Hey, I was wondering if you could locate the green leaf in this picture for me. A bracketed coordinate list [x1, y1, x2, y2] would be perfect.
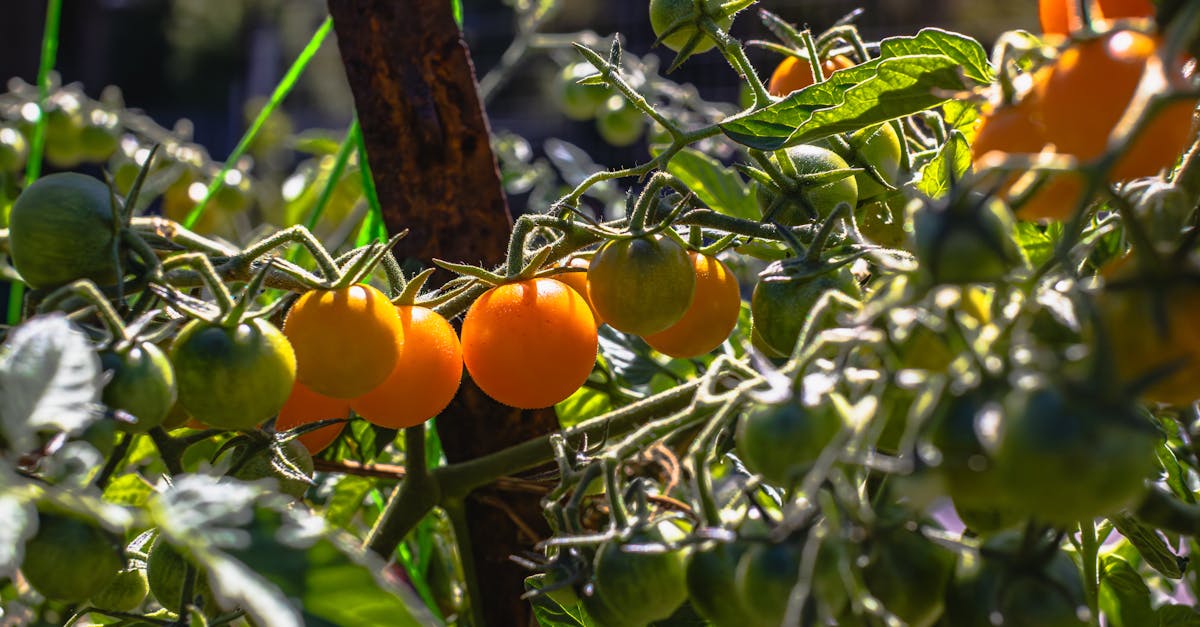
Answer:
[0, 483, 36, 579]
[1015, 221, 1060, 269]
[556, 386, 613, 429]
[102, 473, 156, 508]
[664, 148, 758, 220]
[915, 130, 970, 199]
[1110, 513, 1185, 579]
[1157, 442, 1195, 503]
[325, 475, 375, 529]
[720, 29, 991, 150]
[527, 573, 593, 627]
[1099, 555, 1155, 627]
[0, 314, 102, 452]
[942, 100, 981, 139]
[1159, 604, 1200, 626]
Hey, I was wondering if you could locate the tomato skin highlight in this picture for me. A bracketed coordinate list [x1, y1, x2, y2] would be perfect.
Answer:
[275, 381, 349, 455]
[283, 283, 402, 399]
[461, 278, 597, 409]
[8, 172, 124, 288]
[643, 253, 741, 358]
[351, 305, 463, 429]
[170, 318, 296, 430]
[588, 235, 696, 336]
[100, 342, 177, 434]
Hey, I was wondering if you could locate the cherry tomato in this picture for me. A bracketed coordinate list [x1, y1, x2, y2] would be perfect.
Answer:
[146, 538, 216, 613]
[758, 145, 859, 226]
[100, 342, 177, 434]
[736, 399, 843, 486]
[229, 439, 315, 499]
[588, 235, 696, 336]
[585, 523, 688, 626]
[910, 193, 1026, 284]
[275, 381, 349, 455]
[596, 95, 645, 147]
[555, 257, 604, 326]
[170, 318, 296, 430]
[90, 567, 149, 612]
[558, 62, 611, 121]
[8, 172, 124, 288]
[750, 262, 862, 357]
[283, 283, 402, 399]
[945, 536, 1088, 627]
[351, 305, 463, 429]
[767, 54, 855, 97]
[830, 123, 903, 201]
[461, 278, 597, 409]
[686, 541, 752, 627]
[22, 511, 123, 602]
[860, 526, 955, 627]
[648, 0, 732, 54]
[643, 253, 741, 358]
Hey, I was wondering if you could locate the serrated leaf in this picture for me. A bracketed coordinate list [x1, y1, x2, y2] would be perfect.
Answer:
[1110, 513, 1185, 579]
[665, 148, 758, 220]
[720, 30, 991, 150]
[0, 314, 103, 451]
[916, 130, 971, 198]
[1100, 555, 1155, 627]
[102, 473, 156, 508]
[1159, 604, 1200, 626]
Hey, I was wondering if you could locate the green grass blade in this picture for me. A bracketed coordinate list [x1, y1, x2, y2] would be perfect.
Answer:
[451, 0, 464, 27]
[7, 0, 63, 325]
[183, 15, 334, 230]
[353, 123, 386, 247]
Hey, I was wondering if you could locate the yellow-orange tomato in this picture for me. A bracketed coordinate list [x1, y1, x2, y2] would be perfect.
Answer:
[1039, 30, 1197, 182]
[767, 55, 855, 97]
[1039, 0, 1153, 37]
[351, 306, 463, 429]
[283, 283, 402, 399]
[555, 257, 604, 326]
[461, 278, 598, 409]
[1097, 0, 1155, 20]
[643, 253, 741, 358]
[275, 381, 349, 455]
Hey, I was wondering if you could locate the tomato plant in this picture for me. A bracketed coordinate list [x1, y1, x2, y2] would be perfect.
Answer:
[587, 234, 695, 336]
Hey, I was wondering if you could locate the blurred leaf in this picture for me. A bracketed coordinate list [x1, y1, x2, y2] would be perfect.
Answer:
[1159, 604, 1200, 626]
[0, 481, 36, 579]
[1100, 555, 1155, 627]
[1015, 221, 1060, 269]
[1157, 443, 1195, 503]
[598, 326, 659, 387]
[915, 130, 970, 199]
[557, 385, 613, 429]
[0, 314, 102, 451]
[1110, 514, 1185, 579]
[325, 475, 374, 530]
[665, 148, 757, 220]
[721, 30, 991, 150]
[102, 473, 156, 508]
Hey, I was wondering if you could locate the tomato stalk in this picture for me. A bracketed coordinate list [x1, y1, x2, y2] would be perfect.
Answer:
[699, 17, 771, 109]
[1079, 520, 1101, 627]
[572, 42, 683, 141]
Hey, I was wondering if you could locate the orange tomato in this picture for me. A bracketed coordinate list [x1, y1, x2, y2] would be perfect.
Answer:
[1097, 0, 1155, 20]
[351, 306, 463, 429]
[555, 257, 604, 326]
[283, 283, 402, 399]
[461, 278, 598, 409]
[767, 55, 855, 97]
[275, 381, 349, 455]
[1039, 0, 1083, 37]
[643, 253, 741, 358]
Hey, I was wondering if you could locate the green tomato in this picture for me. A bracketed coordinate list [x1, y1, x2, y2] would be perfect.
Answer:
[90, 568, 150, 612]
[945, 538, 1087, 627]
[22, 511, 123, 602]
[910, 193, 1026, 284]
[596, 96, 645, 147]
[558, 63, 610, 121]
[860, 527, 955, 627]
[855, 194, 909, 249]
[0, 126, 28, 172]
[686, 541, 751, 627]
[648, 0, 732, 54]
[750, 262, 861, 357]
[585, 523, 689, 627]
[757, 145, 859, 226]
[992, 385, 1159, 525]
[229, 439, 315, 499]
[830, 123, 903, 201]
[146, 538, 216, 613]
[8, 172, 125, 288]
[736, 400, 843, 486]
[100, 342, 177, 433]
[587, 234, 696, 336]
[80, 118, 122, 163]
[169, 318, 296, 430]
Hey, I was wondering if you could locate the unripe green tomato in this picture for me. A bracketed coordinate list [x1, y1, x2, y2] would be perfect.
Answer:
[910, 193, 1026, 284]
[734, 541, 804, 627]
[585, 523, 689, 627]
[596, 96, 645, 147]
[757, 145, 859, 226]
[736, 400, 843, 486]
[169, 318, 297, 431]
[750, 263, 861, 357]
[145, 538, 216, 613]
[855, 194, 909, 249]
[100, 342, 177, 433]
[79, 418, 119, 458]
[8, 172, 125, 288]
[648, 0, 732, 54]
[90, 567, 150, 612]
[945, 539, 1087, 627]
[829, 123, 903, 201]
[42, 106, 85, 169]
[860, 527, 955, 627]
[0, 126, 28, 172]
[22, 511, 123, 602]
[587, 234, 696, 336]
[686, 541, 750, 627]
[80, 114, 122, 163]
[229, 439, 315, 499]
[558, 63, 610, 121]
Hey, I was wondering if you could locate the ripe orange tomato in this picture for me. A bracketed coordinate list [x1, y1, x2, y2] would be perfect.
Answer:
[1039, 0, 1082, 37]
[555, 256, 604, 326]
[283, 283, 402, 399]
[275, 381, 349, 455]
[461, 278, 598, 409]
[351, 306, 463, 429]
[643, 253, 741, 358]
[767, 54, 855, 97]
[1039, 30, 1197, 182]
[1097, 0, 1155, 20]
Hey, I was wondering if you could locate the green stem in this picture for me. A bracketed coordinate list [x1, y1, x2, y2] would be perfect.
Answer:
[92, 432, 132, 491]
[704, 18, 771, 108]
[444, 498, 486, 627]
[1080, 520, 1101, 627]
[363, 425, 440, 557]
